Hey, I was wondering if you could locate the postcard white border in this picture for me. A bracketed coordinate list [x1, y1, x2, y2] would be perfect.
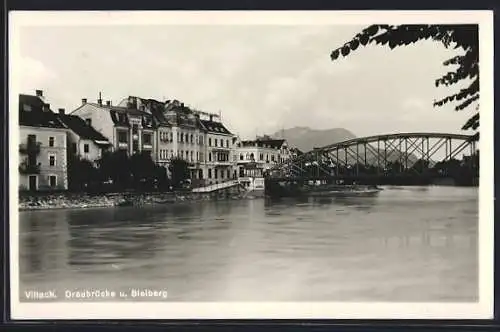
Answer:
[9, 10, 494, 320]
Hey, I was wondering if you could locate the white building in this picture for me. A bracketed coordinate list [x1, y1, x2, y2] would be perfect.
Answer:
[235, 135, 292, 179]
[18, 91, 69, 191]
[70, 96, 156, 158]
[55, 108, 112, 165]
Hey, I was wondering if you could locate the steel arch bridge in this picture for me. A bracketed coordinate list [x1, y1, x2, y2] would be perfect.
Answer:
[269, 132, 479, 179]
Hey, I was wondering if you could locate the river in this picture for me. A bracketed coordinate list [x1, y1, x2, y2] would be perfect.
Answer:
[18, 186, 478, 302]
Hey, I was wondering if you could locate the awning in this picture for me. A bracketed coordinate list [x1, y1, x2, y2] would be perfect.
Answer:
[94, 140, 112, 146]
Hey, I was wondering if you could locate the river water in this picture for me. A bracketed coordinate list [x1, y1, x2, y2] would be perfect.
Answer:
[18, 186, 478, 302]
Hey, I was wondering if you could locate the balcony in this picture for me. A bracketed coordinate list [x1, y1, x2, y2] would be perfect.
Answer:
[19, 142, 41, 155]
[211, 146, 231, 152]
[19, 161, 41, 174]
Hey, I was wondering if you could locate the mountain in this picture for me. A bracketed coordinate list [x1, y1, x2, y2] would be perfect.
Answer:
[272, 126, 356, 152]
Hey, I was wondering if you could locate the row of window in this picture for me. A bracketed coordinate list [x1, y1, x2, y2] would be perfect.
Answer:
[71, 143, 90, 154]
[157, 149, 233, 164]
[158, 149, 205, 163]
[206, 168, 232, 180]
[117, 131, 153, 145]
[208, 137, 230, 148]
[27, 135, 57, 148]
[145, 131, 233, 149]
[26, 175, 58, 188]
[239, 153, 285, 163]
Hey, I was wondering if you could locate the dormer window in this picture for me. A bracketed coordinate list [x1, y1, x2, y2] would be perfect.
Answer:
[23, 104, 32, 112]
[85, 119, 92, 126]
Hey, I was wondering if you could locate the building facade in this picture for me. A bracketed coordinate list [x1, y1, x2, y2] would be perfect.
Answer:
[198, 117, 236, 185]
[70, 97, 156, 158]
[121, 96, 237, 186]
[56, 108, 112, 165]
[235, 135, 292, 180]
[18, 91, 68, 191]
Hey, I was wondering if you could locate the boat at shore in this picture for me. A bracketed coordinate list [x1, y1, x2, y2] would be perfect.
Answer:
[303, 184, 382, 198]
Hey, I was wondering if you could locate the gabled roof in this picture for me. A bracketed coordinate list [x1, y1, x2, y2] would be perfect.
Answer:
[56, 113, 111, 144]
[199, 120, 232, 135]
[256, 138, 286, 149]
[240, 138, 286, 149]
[19, 94, 67, 129]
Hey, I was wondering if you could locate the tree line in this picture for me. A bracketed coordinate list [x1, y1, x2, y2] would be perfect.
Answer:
[67, 150, 191, 192]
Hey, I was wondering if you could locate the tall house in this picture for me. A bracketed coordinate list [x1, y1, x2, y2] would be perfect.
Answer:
[70, 97, 156, 158]
[121, 97, 237, 186]
[55, 108, 112, 164]
[18, 91, 68, 191]
[235, 135, 292, 179]
[119, 97, 205, 178]
[199, 115, 236, 185]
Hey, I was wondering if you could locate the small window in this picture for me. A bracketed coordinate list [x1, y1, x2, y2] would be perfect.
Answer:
[209, 153, 212, 162]
[208, 169, 212, 179]
[132, 124, 139, 135]
[226, 140, 229, 148]
[208, 138, 212, 147]
[85, 119, 92, 126]
[49, 175, 57, 187]
[49, 155, 56, 166]
[214, 139, 217, 147]
[84, 144, 89, 153]
[143, 133, 152, 145]
[49, 137, 55, 147]
[118, 131, 128, 143]
[240, 154, 243, 161]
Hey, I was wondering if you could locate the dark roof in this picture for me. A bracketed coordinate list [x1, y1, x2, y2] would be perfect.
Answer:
[19, 94, 67, 129]
[240, 139, 285, 149]
[199, 120, 232, 135]
[109, 109, 130, 127]
[56, 114, 111, 143]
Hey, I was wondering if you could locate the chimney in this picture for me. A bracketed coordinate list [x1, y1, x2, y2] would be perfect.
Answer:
[97, 92, 102, 105]
[106, 100, 111, 106]
[58, 108, 65, 115]
[209, 115, 213, 122]
[35, 90, 43, 98]
[82, 98, 87, 105]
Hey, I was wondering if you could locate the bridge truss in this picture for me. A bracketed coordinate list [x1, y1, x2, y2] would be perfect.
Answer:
[270, 132, 479, 178]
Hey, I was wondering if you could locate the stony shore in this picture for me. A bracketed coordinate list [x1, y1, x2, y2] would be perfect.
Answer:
[18, 190, 247, 211]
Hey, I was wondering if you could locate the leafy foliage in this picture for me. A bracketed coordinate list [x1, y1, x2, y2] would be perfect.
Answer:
[67, 155, 98, 190]
[168, 157, 191, 189]
[330, 25, 479, 130]
[97, 150, 131, 188]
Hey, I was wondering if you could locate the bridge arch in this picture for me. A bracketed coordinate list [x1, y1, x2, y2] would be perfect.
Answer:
[270, 132, 478, 179]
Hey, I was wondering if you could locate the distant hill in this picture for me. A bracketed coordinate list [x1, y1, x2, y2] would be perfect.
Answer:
[272, 126, 356, 152]
[272, 126, 421, 167]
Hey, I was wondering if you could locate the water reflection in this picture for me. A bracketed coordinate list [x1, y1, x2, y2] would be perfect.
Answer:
[19, 186, 478, 302]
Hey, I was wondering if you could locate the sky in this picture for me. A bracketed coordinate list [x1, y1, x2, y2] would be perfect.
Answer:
[16, 23, 474, 140]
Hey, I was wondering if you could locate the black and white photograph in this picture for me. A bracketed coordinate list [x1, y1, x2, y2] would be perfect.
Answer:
[9, 11, 494, 320]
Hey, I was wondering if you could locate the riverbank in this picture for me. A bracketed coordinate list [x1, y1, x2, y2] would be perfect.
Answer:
[18, 190, 248, 211]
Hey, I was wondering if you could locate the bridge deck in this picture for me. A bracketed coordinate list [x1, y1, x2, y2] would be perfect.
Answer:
[191, 180, 241, 193]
